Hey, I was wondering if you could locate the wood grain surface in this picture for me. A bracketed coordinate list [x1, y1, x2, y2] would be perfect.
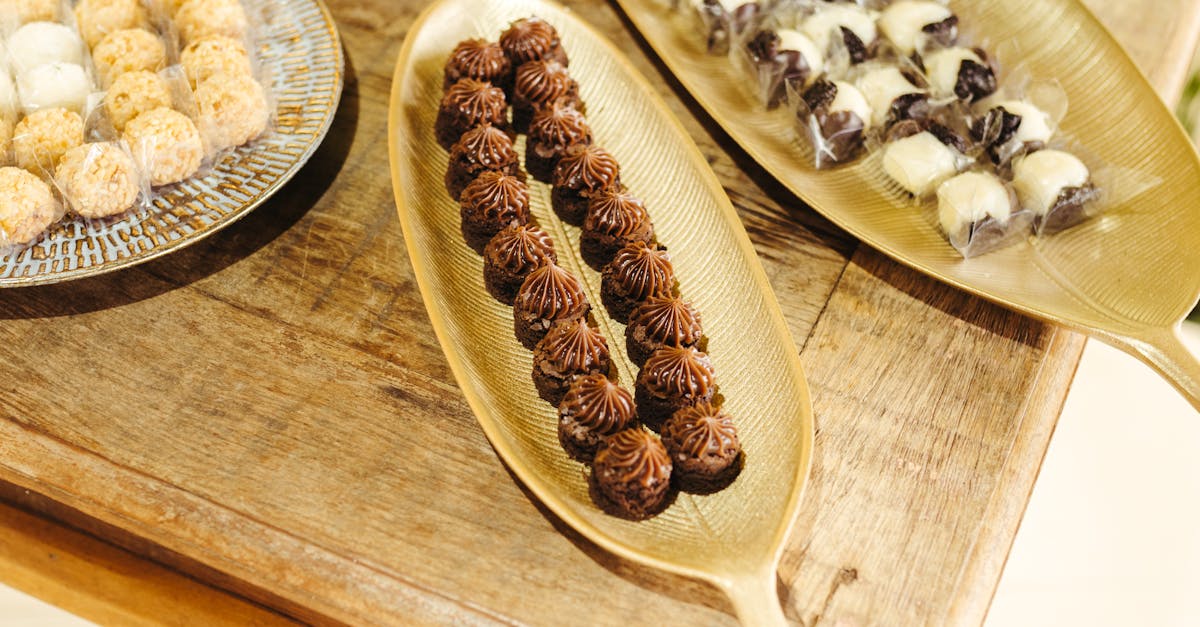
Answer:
[0, 0, 1195, 624]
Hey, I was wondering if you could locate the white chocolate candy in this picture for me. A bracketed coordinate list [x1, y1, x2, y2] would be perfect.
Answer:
[17, 62, 92, 113]
[1011, 150, 1090, 216]
[828, 81, 871, 123]
[882, 131, 961, 196]
[856, 66, 922, 127]
[6, 22, 85, 72]
[776, 29, 825, 78]
[802, 4, 877, 55]
[878, 1, 953, 56]
[0, 67, 17, 116]
[937, 172, 1013, 235]
[924, 47, 982, 97]
[992, 100, 1055, 145]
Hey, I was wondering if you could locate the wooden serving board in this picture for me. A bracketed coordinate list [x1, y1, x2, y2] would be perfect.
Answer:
[0, 0, 1196, 624]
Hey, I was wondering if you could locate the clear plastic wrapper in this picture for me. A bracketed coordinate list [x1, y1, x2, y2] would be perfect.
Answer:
[970, 78, 1068, 166]
[73, 0, 152, 48]
[0, 164, 65, 250]
[121, 104, 203, 186]
[737, 23, 824, 108]
[874, 0, 957, 58]
[91, 25, 170, 87]
[935, 170, 1031, 258]
[850, 59, 930, 131]
[53, 140, 148, 218]
[918, 45, 996, 103]
[798, 0, 878, 77]
[11, 106, 85, 173]
[173, 0, 248, 46]
[0, 0, 68, 28]
[0, 113, 14, 167]
[877, 119, 974, 198]
[0, 66, 17, 118]
[687, 0, 769, 56]
[5, 20, 85, 73]
[793, 78, 871, 168]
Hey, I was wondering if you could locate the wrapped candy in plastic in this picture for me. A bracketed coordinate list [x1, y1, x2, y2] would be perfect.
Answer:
[180, 34, 254, 88]
[880, 121, 973, 197]
[970, 80, 1068, 165]
[0, 68, 17, 118]
[1, 0, 64, 25]
[796, 78, 871, 167]
[103, 69, 174, 132]
[55, 142, 144, 219]
[0, 115, 13, 166]
[0, 166, 62, 248]
[16, 62, 94, 113]
[193, 71, 270, 154]
[91, 27, 169, 87]
[921, 46, 996, 103]
[936, 170, 1031, 257]
[854, 63, 929, 130]
[5, 21, 86, 72]
[11, 106, 85, 173]
[800, 1, 878, 72]
[122, 106, 204, 186]
[741, 26, 824, 108]
[74, 0, 150, 48]
[689, 0, 766, 55]
[1011, 148, 1100, 235]
[876, 0, 957, 57]
[174, 0, 248, 45]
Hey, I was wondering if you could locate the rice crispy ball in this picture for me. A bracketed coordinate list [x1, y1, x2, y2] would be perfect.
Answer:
[12, 107, 85, 174]
[175, 0, 248, 45]
[56, 143, 141, 218]
[2, 0, 62, 24]
[0, 166, 60, 247]
[0, 116, 13, 166]
[92, 28, 168, 87]
[123, 107, 203, 186]
[75, 0, 150, 48]
[105, 70, 173, 132]
[194, 73, 268, 152]
[181, 35, 253, 88]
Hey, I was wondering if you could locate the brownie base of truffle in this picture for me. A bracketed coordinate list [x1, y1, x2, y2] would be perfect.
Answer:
[460, 216, 515, 255]
[587, 468, 673, 521]
[581, 230, 652, 271]
[600, 282, 644, 324]
[483, 269, 527, 305]
[550, 186, 592, 226]
[558, 421, 605, 463]
[434, 110, 470, 151]
[672, 451, 744, 494]
[514, 310, 587, 350]
[532, 368, 576, 406]
[525, 147, 559, 183]
[634, 388, 709, 432]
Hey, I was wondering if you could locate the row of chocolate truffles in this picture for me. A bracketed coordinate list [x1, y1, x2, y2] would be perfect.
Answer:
[437, 18, 743, 519]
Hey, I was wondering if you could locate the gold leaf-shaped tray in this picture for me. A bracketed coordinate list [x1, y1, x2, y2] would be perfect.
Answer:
[615, 0, 1200, 409]
[388, 0, 812, 621]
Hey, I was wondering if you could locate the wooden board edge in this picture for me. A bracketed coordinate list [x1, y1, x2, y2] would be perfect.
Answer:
[943, 327, 1088, 626]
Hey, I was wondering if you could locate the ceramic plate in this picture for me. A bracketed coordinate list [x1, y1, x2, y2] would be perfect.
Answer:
[0, 0, 344, 287]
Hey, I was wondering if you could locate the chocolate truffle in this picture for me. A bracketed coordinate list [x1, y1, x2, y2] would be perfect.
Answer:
[877, 0, 957, 56]
[499, 16, 568, 67]
[744, 28, 823, 109]
[635, 345, 715, 430]
[801, 3, 877, 64]
[937, 171, 1022, 256]
[532, 317, 612, 405]
[444, 123, 521, 200]
[511, 59, 580, 134]
[0, 166, 60, 247]
[483, 224, 557, 304]
[525, 99, 592, 183]
[558, 374, 638, 462]
[800, 79, 872, 167]
[881, 129, 967, 197]
[661, 402, 742, 492]
[458, 171, 529, 253]
[434, 78, 509, 150]
[512, 262, 590, 349]
[580, 187, 654, 268]
[923, 47, 996, 103]
[692, 0, 761, 56]
[1012, 149, 1098, 234]
[971, 100, 1055, 165]
[443, 39, 513, 94]
[551, 144, 620, 225]
[856, 66, 927, 129]
[625, 296, 703, 366]
[600, 242, 675, 323]
[589, 428, 672, 520]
